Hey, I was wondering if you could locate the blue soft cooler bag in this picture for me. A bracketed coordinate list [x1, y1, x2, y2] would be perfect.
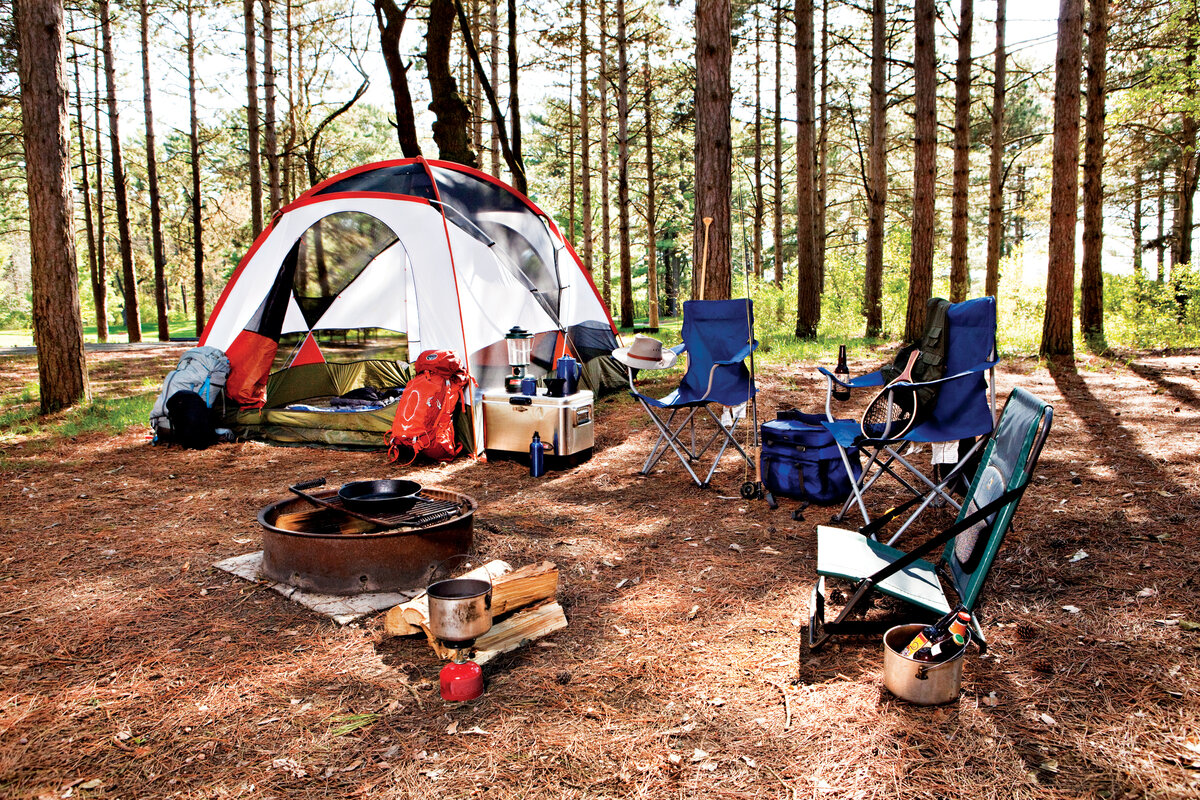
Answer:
[760, 411, 861, 504]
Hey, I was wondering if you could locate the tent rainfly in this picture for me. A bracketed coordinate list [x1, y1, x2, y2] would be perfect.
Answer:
[200, 157, 621, 451]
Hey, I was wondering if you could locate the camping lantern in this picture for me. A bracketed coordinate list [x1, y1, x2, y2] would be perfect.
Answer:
[505, 326, 533, 393]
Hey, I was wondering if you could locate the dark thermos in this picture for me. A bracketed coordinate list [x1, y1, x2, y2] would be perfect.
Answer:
[833, 345, 851, 401]
[530, 431, 547, 477]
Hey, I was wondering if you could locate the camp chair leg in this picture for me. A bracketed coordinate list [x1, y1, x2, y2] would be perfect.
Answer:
[967, 610, 988, 655]
[808, 576, 829, 650]
[637, 404, 707, 486]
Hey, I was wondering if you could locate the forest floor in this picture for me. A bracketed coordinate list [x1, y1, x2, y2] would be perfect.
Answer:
[1, 345, 1199, 799]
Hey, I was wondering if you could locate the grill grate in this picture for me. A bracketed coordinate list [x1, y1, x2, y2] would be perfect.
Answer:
[276, 493, 466, 535]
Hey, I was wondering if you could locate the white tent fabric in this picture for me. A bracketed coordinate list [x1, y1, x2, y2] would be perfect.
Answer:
[200, 159, 618, 455]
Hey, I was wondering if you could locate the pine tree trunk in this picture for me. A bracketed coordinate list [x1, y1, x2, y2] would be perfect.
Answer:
[753, 9, 763, 281]
[489, 0, 500, 175]
[72, 40, 102, 342]
[580, 0, 593, 281]
[1175, 34, 1197, 272]
[91, 27, 108, 343]
[17, 0, 90, 411]
[1079, 0, 1108, 345]
[1132, 171, 1143, 281]
[599, 0, 612, 310]
[985, 0, 1006, 301]
[568, 76, 576, 243]
[695, 0, 732, 301]
[864, 0, 886, 337]
[905, 0, 937, 343]
[471, 0, 483, 152]
[284, 0, 296, 204]
[101, 0, 141, 342]
[817, 0, 828, 291]
[507, 0, 523, 189]
[949, 0, 973, 303]
[187, 0, 206, 333]
[263, 0, 281, 216]
[374, 0, 422, 157]
[616, 0, 633, 326]
[427, 0, 478, 166]
[1040, 0, 1084, 358]
[244, 0, 263, 236]
[645, 45, 658, 328]
[1156, 166, 1165, 282]
[794, 0, 819, 336]
[140, 0, 169, 340]
[772, 0, 783, 290]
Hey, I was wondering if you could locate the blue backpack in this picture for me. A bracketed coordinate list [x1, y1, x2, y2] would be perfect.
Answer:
[760, 411, 861, 505]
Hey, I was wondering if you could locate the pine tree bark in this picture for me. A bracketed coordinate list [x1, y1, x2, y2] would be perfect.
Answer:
[1040, 0, 1084, 358]
[616, 0, 633, 326]
[1175, 31, 1197, 271]
[1079, 0, 1108, 345]
[140, 0, 169, 340]
[984, 0, 1006, 300]
[817, 0, 828, 290]
[905, 0, 937, 343]
[101, 0, 141, 342]
[489, 0, 500, 175]
[1155, 165, 1165, 282]
[72, 40, 102, 343]
[753, 8, 763, 281]
[507, 0, 522, 182]
[471, 0, 483, 151]
[262, 0, 281, 216]
[244, 0, 263, 236]
[284, 0, 296, 203]
[695, 0, 733, 301]
[1132, 170, 1143, 281]
[568, 77, 576, 241]
[864, 0, 886, 336]
[599, 0, 612, 309]
[580, 0, 593, 280]
[794, 0, 819, 336]
[91, 26, 108, 343]
[949, 0, 973, 303]
[644, 46, 658, 328]
[17, 0, 90, 411]
[375, 0, 422, 157]
[187, 0, 206, 333]
[427, 0, 477, 166]
[772, 0, 783, 289]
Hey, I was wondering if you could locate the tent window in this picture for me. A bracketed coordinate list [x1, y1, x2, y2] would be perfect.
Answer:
[292, 212, 399, 328]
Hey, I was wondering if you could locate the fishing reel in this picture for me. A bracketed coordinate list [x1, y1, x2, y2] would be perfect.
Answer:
[740, 481, 778, 509]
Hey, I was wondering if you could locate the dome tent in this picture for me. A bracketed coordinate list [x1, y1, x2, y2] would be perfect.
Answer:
[200, 157, 621, 451]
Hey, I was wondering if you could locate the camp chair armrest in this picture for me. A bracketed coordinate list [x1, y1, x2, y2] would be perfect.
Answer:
[818, 366, 885, 389]
[713, 339, 758, 366]
[670, 343, 687, 356]
[895, 357, 999, 390]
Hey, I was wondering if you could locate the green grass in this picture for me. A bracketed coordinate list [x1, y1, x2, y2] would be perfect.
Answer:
[0, 390, 156, 443]
[0, 320, 199, 348]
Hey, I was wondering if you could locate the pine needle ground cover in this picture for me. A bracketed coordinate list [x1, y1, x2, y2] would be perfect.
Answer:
[0, 345, 1198, 799]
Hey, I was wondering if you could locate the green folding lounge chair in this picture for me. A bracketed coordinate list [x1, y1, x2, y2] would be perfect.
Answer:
[808, 387, 1052, 652]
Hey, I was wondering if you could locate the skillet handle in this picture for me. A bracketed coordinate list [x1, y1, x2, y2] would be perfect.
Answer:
[292, 478, 326, 491]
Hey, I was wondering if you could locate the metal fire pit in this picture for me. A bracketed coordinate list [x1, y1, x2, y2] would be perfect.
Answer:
[257, 487, 476, 595]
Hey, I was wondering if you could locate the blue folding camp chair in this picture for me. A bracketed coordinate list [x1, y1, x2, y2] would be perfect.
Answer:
[808, 387, 1052, 652]
[623, 299, 758, 487]
[820, 297, 999, 543]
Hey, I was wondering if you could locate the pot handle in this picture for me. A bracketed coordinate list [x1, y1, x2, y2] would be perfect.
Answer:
[426, 553, 493, 588]
[916, 665, 930, 681]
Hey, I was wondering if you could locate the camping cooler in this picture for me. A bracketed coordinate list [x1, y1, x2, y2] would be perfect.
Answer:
[481, 389, 594, 467]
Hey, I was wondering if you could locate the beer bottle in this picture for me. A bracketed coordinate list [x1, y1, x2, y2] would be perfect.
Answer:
[833, 345, 851, 401]
[910, 611, 972, 663]
[902, 606, 959, 659]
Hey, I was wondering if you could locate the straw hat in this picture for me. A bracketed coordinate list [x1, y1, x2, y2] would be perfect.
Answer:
[612, 334, 678, 370]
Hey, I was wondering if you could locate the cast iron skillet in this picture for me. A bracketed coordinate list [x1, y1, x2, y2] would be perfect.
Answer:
[337, 479, 423, 512]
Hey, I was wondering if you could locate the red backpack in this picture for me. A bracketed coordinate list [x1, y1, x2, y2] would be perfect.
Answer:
[386, 350, 470, 464]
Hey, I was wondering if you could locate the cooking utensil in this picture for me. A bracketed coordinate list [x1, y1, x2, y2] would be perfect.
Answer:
[882, 623, 967, 705]
[337, 479, 422, 512]
[289, 479, 394, 527]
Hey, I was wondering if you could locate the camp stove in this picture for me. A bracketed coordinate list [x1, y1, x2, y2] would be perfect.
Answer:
[426, 574, 493, 701]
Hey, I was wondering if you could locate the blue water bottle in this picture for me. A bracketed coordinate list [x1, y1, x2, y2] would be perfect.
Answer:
[530, 431, 546, 477]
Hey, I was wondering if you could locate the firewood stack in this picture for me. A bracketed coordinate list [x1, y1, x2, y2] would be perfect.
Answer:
[383, 560, 566, 666]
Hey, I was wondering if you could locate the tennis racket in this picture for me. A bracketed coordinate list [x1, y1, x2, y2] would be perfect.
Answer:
[860, 349, 921, 440]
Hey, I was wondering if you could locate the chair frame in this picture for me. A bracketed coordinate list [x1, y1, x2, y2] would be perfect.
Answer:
[625, 300, 758, 488]
[807, 388, 1052, 653]
[820, 300, 999, 543]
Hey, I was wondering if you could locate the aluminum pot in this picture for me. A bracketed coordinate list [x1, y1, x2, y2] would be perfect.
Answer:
[426, 577, 493, 646]
[882, 623, 966, 705]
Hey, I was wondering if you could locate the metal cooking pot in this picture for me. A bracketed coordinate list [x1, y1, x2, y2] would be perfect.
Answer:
[337, 479, 422, 512]
[426, 577, 493, 646]
[882, 623, 967, 705]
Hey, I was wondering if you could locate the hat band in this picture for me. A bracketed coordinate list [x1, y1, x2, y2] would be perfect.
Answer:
[625, 351, 665, 364]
